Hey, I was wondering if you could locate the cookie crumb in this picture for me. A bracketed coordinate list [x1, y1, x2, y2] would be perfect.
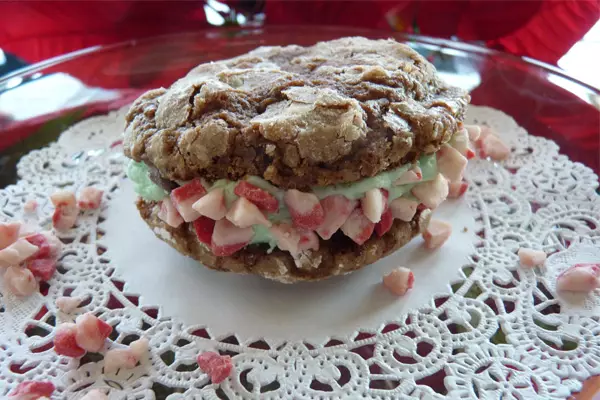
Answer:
[462, 227, 468, 233]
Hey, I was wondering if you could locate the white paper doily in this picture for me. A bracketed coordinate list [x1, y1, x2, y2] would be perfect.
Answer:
[0, 104, 599, 400]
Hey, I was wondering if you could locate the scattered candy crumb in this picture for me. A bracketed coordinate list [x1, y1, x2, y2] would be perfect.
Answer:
[518, 248, 547, 268]
[556, 263, 600, 293]
[129, 337, 150, 360]
[74, 313, 113, 352]
[8, 380, 54, 399]
[56, 296, 84, 313]
[4, 266, 38, 297]
[78, 187, 104, 210]
[0, 222, 21, 250]
[54, 323, 86, 357]
[448, 180, 468, 199]
[0, 238, 39, 267]
[51, 190, 79, 230]
[197, 351, 233, 384]
[104, 348, 138, 373]
[383, 267, 414, 296]
[422, 219, 452, 249]
[476, 126, 510, 161]
[23, 200, 39, 213]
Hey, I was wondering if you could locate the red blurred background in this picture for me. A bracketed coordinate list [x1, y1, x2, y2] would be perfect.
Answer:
[0, 0, 598, 66]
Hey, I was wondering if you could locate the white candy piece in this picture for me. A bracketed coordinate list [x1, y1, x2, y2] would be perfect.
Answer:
[40, 231, 63, 258]
[389, 198, 418, 222]
[75, 313, 111, 352]
[450, 128, 475, 159]
[269, 224, 301, 255]
[0, 238, 39, 267]
[129, 337, 150, 360]
[56, 296, 83, 313]
[383, 267, 414, 296]
[78, 187, 103, 210]
[298, 230, 319, 252]
[170, 180, 207, 222]
[518, 248, 547, 268]
[192, 188, 227, 220]
[4, 266, 38, 297]
[80, 389, 108, 400]
[411, 173, 449, 210]
[210, 219, 253, 253]
[157, 198, 184, 228]
[0, 222, 21, 250]
[50, 190, 76, 208]
[52, 205, 79, 231]
[104, 348, 138, 373]
[395, 167, 422, 185]
[448, 181, 468, 199]
[556, 263, 600, 293]
[422, 219, 452, 250]
[480, 134, 510, 161]
[465, 124, 481, 142]
[361, 188, 386, 223]
[226, 197, 271, 228]
[437, 144, 468, 182]
[23, 200, 38, 213]
[316, 195, 357, 240]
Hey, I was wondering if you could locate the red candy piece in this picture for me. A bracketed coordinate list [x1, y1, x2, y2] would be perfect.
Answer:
[197, 351, 233, 384]
[284, 189, 325, 230]
[234, 181, 279, 213]
[210, 219, 253, 256]
[316, 195, 357, 240]
[193, 216, 216, 245]
[170, 179, 207, 222]
[26, 259, 57, 281]
[9, 380, 55, 399]
[54, 323, 86, 357]
[375, 208, 393, 237]
[25, 234, 51, 259]
[448, 181, 469, 199]
[75, 313, 113, 352]
[341, 208, 375, 245]
[52, 205, 78, 231]
[298, 230, 319, 252]
[171, 179, 207, 202]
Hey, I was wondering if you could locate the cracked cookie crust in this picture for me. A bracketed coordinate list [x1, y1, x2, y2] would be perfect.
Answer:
[123, 37, 469, 190]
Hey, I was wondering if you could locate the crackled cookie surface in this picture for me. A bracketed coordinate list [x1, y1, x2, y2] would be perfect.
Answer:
[124, 37, 469, 189]
[123, 37, 472, 282]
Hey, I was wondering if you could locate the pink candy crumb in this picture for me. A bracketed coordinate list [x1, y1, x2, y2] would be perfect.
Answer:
[197, 351, 233, 384]
[518, 248, 547, 268]
[78, 187, 104, 210]
[56, 296, 83, 313]
[104, 348, 138, 373]
[556, 263, 600, 293]
[9, 380, 55, 399]
[422, 219, 452, 250]
[383, 267, 414, 296]
[23, 200, 38, 213]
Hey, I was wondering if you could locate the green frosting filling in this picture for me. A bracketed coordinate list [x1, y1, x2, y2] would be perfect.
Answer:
[126, 160, 168, 201]
[128, 155, 437, 245]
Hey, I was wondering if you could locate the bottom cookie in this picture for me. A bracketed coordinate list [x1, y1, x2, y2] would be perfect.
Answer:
[136, 198, 429, 283]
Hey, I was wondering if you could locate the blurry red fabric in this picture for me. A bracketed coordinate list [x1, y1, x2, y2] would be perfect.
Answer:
[0, 0, 598, 65]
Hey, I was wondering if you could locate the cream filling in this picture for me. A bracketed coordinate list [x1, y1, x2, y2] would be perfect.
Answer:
[127, 154, 437, 246]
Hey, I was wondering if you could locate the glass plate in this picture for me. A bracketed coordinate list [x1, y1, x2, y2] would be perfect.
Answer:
[0, 26, 598, 187]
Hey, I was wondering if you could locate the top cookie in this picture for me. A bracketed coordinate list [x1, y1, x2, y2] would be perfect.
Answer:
[124, 37, 469, 190]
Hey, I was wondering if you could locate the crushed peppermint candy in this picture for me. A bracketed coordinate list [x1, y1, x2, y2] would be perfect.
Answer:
[382, 267, 414, 296]
[197, 351, 233, 383]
